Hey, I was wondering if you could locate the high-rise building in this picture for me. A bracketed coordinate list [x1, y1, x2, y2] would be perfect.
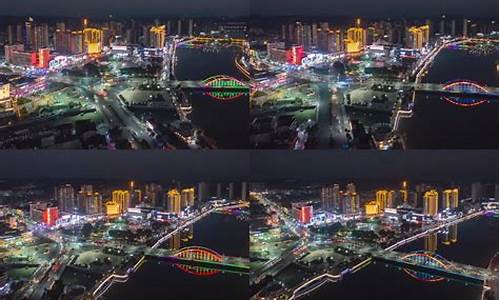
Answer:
[7, 24, 23, 44]
[400, 181, 409, 204]
[228, 182, 235, 200]
[177, 20, 183, 36]
[54, 184, 75, 213]
[25, 20, 33, 49]
[30, 202, 59, 226]
[471, 182, 484, 202]
[463, 19, 470, 37]
[77, 188, 102, 215]
[342, 191, 359, 214]
[188, 19, 194, 36]
[241, 182, 248, 201]
[321, 184, 340, 212]
[32, 24, 49, 51]
[112, 190, 130, 213]
[346, 183, 356, 194]
[423, 190, 439, 217]
[407, 25, 430, 49]
[149, 25, 166, 48]
[375, 190, 389, 213]
[292, 202, 313, 224]
[365, 201, 379, 215]
[83, 28, 103, 54]
[346, 20, 366, 54]
[197, 182, 209, 202]
[167, 188, 181, 214]
[145, 183, 163, 207]
[181, 187, 195, 208]
[442, 188, 459, 210]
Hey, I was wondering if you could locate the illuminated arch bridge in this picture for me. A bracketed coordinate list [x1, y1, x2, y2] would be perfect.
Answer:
[400, 251, 451, 282]
[415, 79, 498, 107]
[373, 250, 494, 284]
[202, 75, 249, 100]
[173, 246, 223, 262]
[202, 75, 248, 90]
[441, 79, 494, 107]
[146, 246, 249, 276]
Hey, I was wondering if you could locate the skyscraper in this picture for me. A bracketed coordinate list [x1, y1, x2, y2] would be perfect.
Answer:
[181, 187, 195, 208]
[442, 188, 459, 210]
[321, 184, 340, 212]
[149, 25, 166, 48]
[167, 188, 182, 214]
[54, 184, 75, 213]
[424, 190, 439, 217]
[112, 190, 131, 213]
[145, 183, 163, 207]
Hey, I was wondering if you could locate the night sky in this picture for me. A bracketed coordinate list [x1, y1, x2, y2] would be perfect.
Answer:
[0, 0, 249, 17]
[1, 0, 497, 18]
[0, 151, 497, 182]
[250, 0, 499, 18]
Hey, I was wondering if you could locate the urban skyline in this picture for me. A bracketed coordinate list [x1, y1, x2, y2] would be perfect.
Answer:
[0, 0, 497, 299]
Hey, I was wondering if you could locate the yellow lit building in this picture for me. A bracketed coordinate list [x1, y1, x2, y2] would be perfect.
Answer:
[181, 187, 195, 208]
[0, 82, 14, 114]
[167, 188, 181, 214]
[365, 201, 379, 216]
[423, 189, 439, 217]
[375, 190, 389, 212]
[407, 25, 430, 50]
[443, 188, 459, 210]
[149, 25, 166, 49]
[105, 201, 120, 217]
[83, 28, 103, 54]
[112, 190, 130, 214]
[346, 23, 366, 54]
[400, 181, 408, 203]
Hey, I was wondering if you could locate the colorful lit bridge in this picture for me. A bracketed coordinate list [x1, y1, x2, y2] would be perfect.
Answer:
[145, 246, 250, 275]
[372, 250, 497, 284]
[175, 75, 249, 90]
[177, 36, 249, 48]
[413, 80, 499, 105]
[173, 75, 250, 100]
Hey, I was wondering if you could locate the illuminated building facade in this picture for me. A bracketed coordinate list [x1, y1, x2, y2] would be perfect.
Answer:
[365, 201, 379, 216]
[267, 42, 304, 65]
[83, 28, 103, 54]
[442, 188, 459, 210]
[149, 25, 166, 48]
[346, 21, 366, 54]
[0, 80, 14, 114]
[407, 25, 430, 49]
[105, 201, 120, 217]
[292, 203, 313, 224]
[375, 190, 389, 212]
[423, 190, 439, 217]
[30, 202, 59, 226]
[38, 48, 50, 68]
[112, 190, 131, 213]
[181, 188, 195, 208]
[167, 188, 182, 214]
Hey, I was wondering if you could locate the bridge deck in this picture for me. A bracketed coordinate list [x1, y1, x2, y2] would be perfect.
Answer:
[373, 251, 496, 284]
[144, 248, 249, 274]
